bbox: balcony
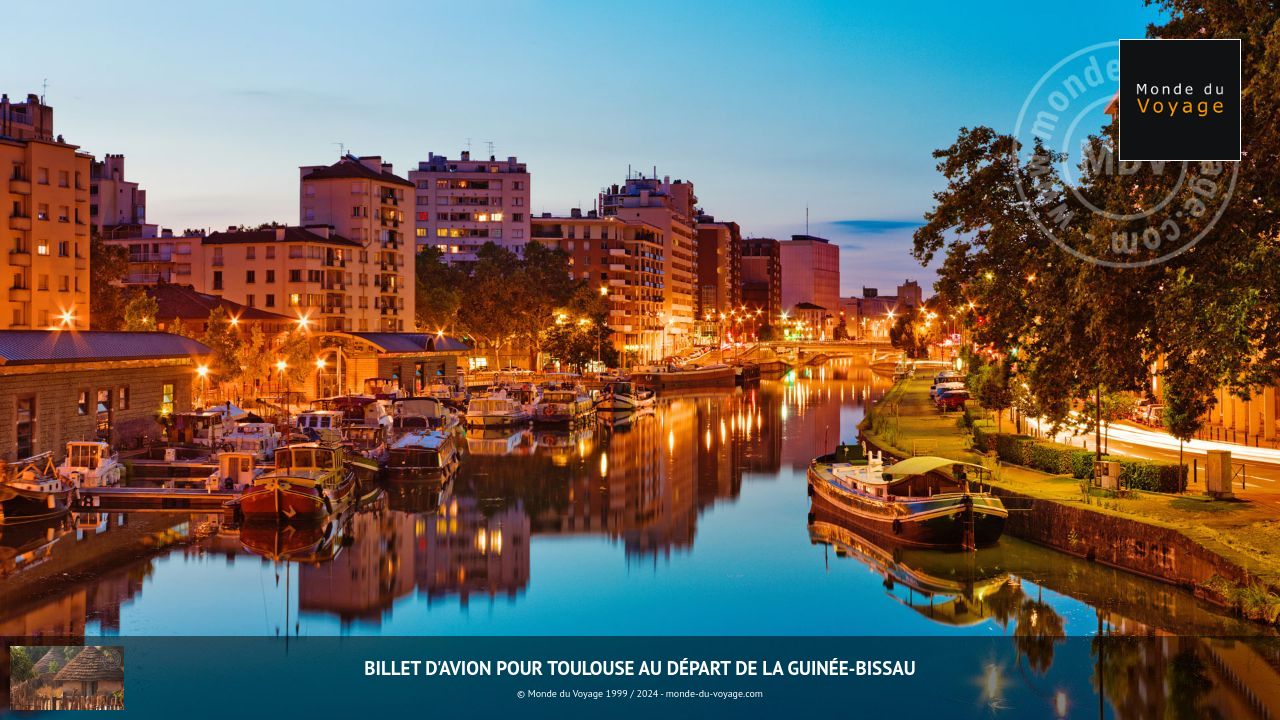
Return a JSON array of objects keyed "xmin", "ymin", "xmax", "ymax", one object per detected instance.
[
  {"xmin": 129, "ymin": 252, "xmax": 173, "ymax": 263},
  {"xmin": 9, "ymin": 286, "xmax": 30, "ymax": 302},
  {"xmin": 9, "ymin": 214, "xmax": 31, "ymax": 231},
  {"xmin": 8, "ymin": 250, "xmax": 30, "ymax": 267},
  {"xmin": 124, "ymin": 272, "xmax": 172, "ymax": 284},
  {"xmin": 9, "ymin": 178, "xmax": 30, "ymax": 195}
]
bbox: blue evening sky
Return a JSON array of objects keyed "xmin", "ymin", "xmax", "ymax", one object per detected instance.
[{"xmin": 2, "ymin": 0, "xmax": 1161, "ymax": 295}]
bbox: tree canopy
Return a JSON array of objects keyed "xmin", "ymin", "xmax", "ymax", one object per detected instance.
[{"xmin": 913, "ymin": 2, "xmax": 1280, "ymax": 435}]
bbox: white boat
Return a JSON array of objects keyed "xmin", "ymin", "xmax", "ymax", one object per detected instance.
[
  {"xmin": 465, "ymin": 388, "xmax": 531, "ymax": 427},
  {"xmin": 56, "ymin": 441, "xmax": 124, "ymax": 488},
  {"xmin": 221, "ymin": 422, "xmax": 282, "ymax": 461},
  {"xmin": 385, "ymin": 430, "xmax": 459, "ymax": 478},
  {"xmin": 204, "ymin": 451, "xmax": 262, "ymax": 493},
  {"xmin": 595, "ymin": 381, "xmax": 655, "ymax": 412},
  {"xmin": 425, "ymin": 381, "xmax": 466, "ymax": 405},
  {"xmin": 295, "ymin": 409, "xmax": 346, "ymax": 438},
  {"xmin": 534, "ymin": 385, "xmax": 595, "ymax": 424}
]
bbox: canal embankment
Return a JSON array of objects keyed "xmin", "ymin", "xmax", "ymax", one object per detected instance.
[{"xmin": 860, "ymin": 375, "xmax": 1280, "ymax": 622}]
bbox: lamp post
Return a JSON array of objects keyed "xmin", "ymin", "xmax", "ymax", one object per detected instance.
[
  {"xmin": 276, "ymin": 359, "xmax": 288, "ymax": 410},
  {"xmin": 196, "ymin": 364, "xmax": 209, "ymax": 409}
]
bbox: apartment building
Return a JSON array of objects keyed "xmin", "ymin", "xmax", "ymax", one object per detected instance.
[
  {"xmin": 90, "ymin": 153, "xmax": 146, "ymax": 235},
  {"xmin": 200, "ymin": 225, "xmax": 371, "ymax": 332},
  {"xmin": 409, "ymin": 150, "xmax": 530, "ymax": 264},
  {"xmin": 779, "ymin": 234, "xmax": 840, "ymax": 321},
  {"xmin": 0, "ymin": 93, "xmax": 92, "ymax": 330},
  {"xmin": 740, "ymin": 237, "xmax": 781, "ymax": 322},
  {"xmin": 598, "ymin": 175, "xmax": 698, "ymax": 349},
  {"xmin": 694, "ymin": 215, "xmax": 741, "ymax": 318},
  {"xmin": 300, "ymin": 155, "xmax": 414, "ymax": 331},
  {"xmin": 106, "ymin": 227, "xmax": 205, "ymax": 285},
  {"xmin": 531, "ymin": 209, "xmax": 666, "ymax": 364}
]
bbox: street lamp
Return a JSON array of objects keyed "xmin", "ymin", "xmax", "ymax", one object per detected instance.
[
  {"xmin": 276, "ymin": 359, "xmax": 287, "ymax": 402},
  {"xmin": 196, "ymin": 364, "xmax": 209, "ymax": 408}
]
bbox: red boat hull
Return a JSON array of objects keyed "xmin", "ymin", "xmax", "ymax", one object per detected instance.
[{"xmin": 239, "ymin": 476, "xmax": 355, "ymax": 521}]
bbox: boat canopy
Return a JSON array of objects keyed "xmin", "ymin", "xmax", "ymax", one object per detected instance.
[{"xmin": 883, "ymin": 456, "xmax": 986, "ymax": 478}]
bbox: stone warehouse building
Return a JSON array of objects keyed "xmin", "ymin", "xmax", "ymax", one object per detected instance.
[{"xmin": 0, "ymin": 331, "xmax": 209, "ymax": 461}]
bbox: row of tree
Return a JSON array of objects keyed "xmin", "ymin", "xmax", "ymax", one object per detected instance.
[
  {"xmin": 913, "ymin": 2, "xmax": 1280, "ymax": 444},
  {"xmin": 416, "ymin": 241, "xmax": 616, "ymax": 370}
]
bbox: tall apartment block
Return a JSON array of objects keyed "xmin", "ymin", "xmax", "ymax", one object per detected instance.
[
  {"xmin": 300, "ymin": 155, "xmax": 414, "ymax": 331},
  {"xmin": 779, "ymin": 234, "xmax": 840, "ymax": 317},
  {"xmin": 740, "ymin": 237, "xmax": 781, "ymax": 322},
  {"xmin": 409, "ymin": 151, "xmax": 530, "ymax": 264},
  {"xmin": 531, "ymin": 209, "xmax": 667, "ymax": 363},
  {"xmin": 0, "ymin": 93, "xmax": 91, "ymax": 329},
  {"xmin": 694, "ymin": 215, "xmax": 741, "ymax": 319},
  {"xmin": 598, "ymin": 175, "xmax": 698, "ymax": 349},
  {"xmin": 91, "ymin": 154, "xmax": 146, "ymax": 237}
]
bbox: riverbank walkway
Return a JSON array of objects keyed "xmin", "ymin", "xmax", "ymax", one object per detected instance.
[{"xmin": 862, "ymin": 375, "xmax": 1280, "ymax": 588}]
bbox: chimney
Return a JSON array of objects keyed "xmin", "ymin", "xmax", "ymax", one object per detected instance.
[
  {"xmin": 460, "ymin": 150, "xmax": 470, "ymax": 161},
  {"xmin": 275, "ymin": 227, "xmax": 286, "ymax": 242},
  {"xmin": 570, "ymin": 208, "xmax": 582, "ymax": 218}
]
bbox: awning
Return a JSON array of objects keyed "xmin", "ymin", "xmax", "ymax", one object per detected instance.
[{"xmin": 883, "ymin": 456, "xmax": 986, "ymax": 478}]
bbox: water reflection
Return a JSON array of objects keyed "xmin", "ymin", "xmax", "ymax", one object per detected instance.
[{"xmin": 2, "ymin": 357, "xmax": 1280, "ymax": 717}]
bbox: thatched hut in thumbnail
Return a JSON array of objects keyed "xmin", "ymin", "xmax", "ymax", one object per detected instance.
[{"xmin": 51, "ymin": 647, "xmax": 123, "ymax": 697}]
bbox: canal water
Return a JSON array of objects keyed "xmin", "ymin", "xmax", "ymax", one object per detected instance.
[{"xmin": 2, "ymin": 357, "xmax": 1277, "ymax": 716}]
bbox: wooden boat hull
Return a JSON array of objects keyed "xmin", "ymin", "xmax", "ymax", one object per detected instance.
[
  {"xmin": 0, "ymin": 484, "xmax": 73, "ymax": 525},
  {"xmin": 807, "ymin": 463, "xmax": 1006, "ymax": 549},
  {"xmin": 465, "ymin": 413, "xmax": 530, "ymax": 427},
  {"xmin": 239, "ymin": 474, "xmax": 356, "ymax": 521}
]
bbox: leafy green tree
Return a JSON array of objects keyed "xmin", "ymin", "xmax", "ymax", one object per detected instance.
[
  {"xmin": 969, "ymin": 358, "xmax": 1014, "ymax": 431},
  {"xmin": 121, "ymin": 290, "xmax": 159, "ymax": 332},
  {"xmin": 89, "ymin": 234, "xmax": 129, "ymax": 330},
  {"xmin": 9, "ymin": 646, "xmax": 33, "ymax": 682},
  {"xmin": 201, "ymin": 306, "xmax": 243, "ymax": 389},
  {"xmin": 414, "ymin": 246, "xmax": 464, "ymax": 332}
]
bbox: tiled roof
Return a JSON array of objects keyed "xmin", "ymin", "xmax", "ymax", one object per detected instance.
[
  {"xmin": 146, "ymin": 285, "xmax": 290, "ymax": 323},
  {"xmin": 345, "ymin": 333, "xmax": 471, "ymax": 353},
  {"xmin": 203, "ymin": 226, "xmax": 362, "ymax": 247},
  {"xmin": 301, "ymin": 155, "xmax": 413, "ymax": 187},
  {"xmin": 0, "ymin": 331, "xmax": 210, "ymax": 366}
]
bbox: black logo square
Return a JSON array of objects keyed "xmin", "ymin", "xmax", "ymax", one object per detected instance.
[{"xmin": 1119, "ymin": 38, "xmax": 1240, "ymax": 161}]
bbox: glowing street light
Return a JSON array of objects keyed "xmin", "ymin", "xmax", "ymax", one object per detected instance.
[
  {"xmin": 316, "ymin": 358, "xmax": 327, "ymax": 370},
  {"xmin": 58, "ymin": 309, "xmax": 75, "ymax": 327}
]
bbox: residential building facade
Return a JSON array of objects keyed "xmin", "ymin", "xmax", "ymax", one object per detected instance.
[
  {"xmin": 779, "ymin": 234, "xmax": 840, "ymax": 328},
  {"xmin": 409, "ymin": 151, "xmax": 530, "ymax": 263},
  {"xmin": 598, "ymin": 175, "xmax": 698, "ymax": 351},
  {"xmin": 90, "ymin": 153, "xmax": 146, "ymax": 234},
  {"xmin": 531, "ymin": 209, "xmax": 667, "ymax": 364},
  {"xmin": 300, "ymin": 155, "xmax": 414, "ymax": 331},
  {"xmin": 740, "ymin": 237, "xmax": 781, "ymax": 323},
  {"xmin": 694, "ymin": 215, "xmax": 741, "ymax": 318},
  {"xmin": 0, "ymin": 93, "xmax": 92, "ymax": 330}
]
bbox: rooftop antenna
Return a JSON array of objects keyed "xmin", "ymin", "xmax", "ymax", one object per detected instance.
[
  {"xmin": 332, "ymin": 142, "xmax": 345, "ymax": 156},
  {"xmin": 40, "ymin": 78, "xmax": 48, "ymax": 103},
  {"xmin": 806, "ymin": 206, "xmax": 810, "ymax": 235},
  {"xmin": 465, "ymin": 138, "xmax": 472, "ymax": 153},
  {"xmin": 485, "ymin": 140, "xmax": 495, "ymax": 158}
]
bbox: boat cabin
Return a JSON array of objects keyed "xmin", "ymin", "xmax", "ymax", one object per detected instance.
[
  {"xmin": 57, "ymin": 441, "xmax": 122, "ymax": 488},
  {"xmin": 168, "ymin": 410, "xmax": 230, "ymax": 447},
  {"xmin": 213, "ymin": 451, "xmax": 258, "ymax": 491},
  {"xmin": 274, "ymin": 443, "xmax": 342, "ymax": 473},
  {"xmin": 222, "ymin": 422, "xmax": 281, "ymax": 459},
  {"xmin": 296, "ymin": 410, "xmax": 345, "ymax": 435},
  {"xmin": 345, "ymin": 425, "xmax": 386, "ymax": 453}
]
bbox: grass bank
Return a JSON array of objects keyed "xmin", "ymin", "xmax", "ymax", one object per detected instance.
[{"xmin": 860, "ymin": 375, "xmax": 1280, "ymax": 621}]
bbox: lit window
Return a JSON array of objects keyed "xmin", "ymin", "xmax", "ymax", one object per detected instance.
[
  {"xmin": 36, "ymin": 243, "xmax": 49, "ymax": 256},
  {"xmin": 435, "ymin": 229, "xmax": 448, "ymax": 237},
  {"xmin": 290, "ymin": 293, "xmax": 301, "ymax": 306},
  {"xmin": 491, "ymin": 213, "xmax": 503, "ymax": 222}
]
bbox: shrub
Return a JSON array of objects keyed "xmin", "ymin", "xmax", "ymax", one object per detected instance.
[
  {"xmin": 976, "ymin": 430, "xmax": 1097, "ymax": 479},
  {"xmin": 1104, "ymin": 455, "xmax": 1187, "ymax": 493}
]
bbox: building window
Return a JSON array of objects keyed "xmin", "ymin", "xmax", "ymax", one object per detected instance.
[
  {"xmin": 246, "ymin": 270, "xmax": 255, "ymax": 283},
  {"xmin": 118, "ymin": 386, "xmax": 130, "ymax": 410},
  {"xmin": 246, "ymin": 247, "xmax": 256, "ymax": 259},
  {"xmin": 16, "ymin": 396, "xmax": 35, "ymax": 459},
  {"xmin": 266, "ymin": 246, "xmax": 276, "ymax": 259},
  {"xmin": 289, "ymin": 269, "xmax": 302, "ymax": 283},
  {"xmin": 266, "ymin": 270, "xmax": 275, "ymax": 283},
  {"xmin": 213, "ymin": 271, "xmax": 223, "ymax": 290},
  {"xmin": 36, "ymin": 242, "xmax": 49, "ymax": 256},
  {"xmin": 96, "ymin": 388, "xmax": 112, "ymax": 439},
  {"xmin": 247, "ymin": 294, "xmax": 255, "ymax": 307},
  {"xmin": 265, "ymin": 294, "xmax": 275, "ymax": 307},
  {"xmin": 289, "ymin": 293, "xmax": 301, "ymax": 306},
  {"xmin": 77, "ymin": 390, "xmax": 89, "ymax": 415},
  {"xmin": 161, "ymin": 383, "xmax": 174, "ymax": 416}
]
